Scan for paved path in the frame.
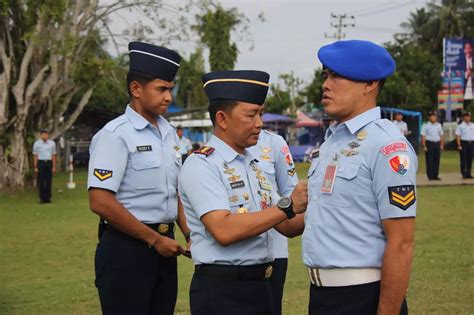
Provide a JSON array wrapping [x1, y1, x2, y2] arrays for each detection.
[[416, 173, 474, 187]]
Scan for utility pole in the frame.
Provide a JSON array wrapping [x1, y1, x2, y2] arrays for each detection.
[[325, 13, 355, 41]]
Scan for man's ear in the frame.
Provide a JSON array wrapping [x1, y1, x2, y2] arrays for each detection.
[[129, 81, 143, 99], [364, 80, 379, 95], [215, 111, 229, 130]]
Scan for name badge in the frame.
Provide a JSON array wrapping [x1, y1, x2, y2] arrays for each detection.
[[136, 145, 152, 152], [321, 164, 337, 194], [230, 180, 245, 189]]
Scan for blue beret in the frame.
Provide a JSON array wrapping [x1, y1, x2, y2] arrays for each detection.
[[203, 70, 270, 105], [318, 40, 395, 81], [128, 42, 181, 82]]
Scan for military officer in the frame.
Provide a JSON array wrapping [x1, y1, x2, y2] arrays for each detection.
[[282, 40, 417, 314], [421, 111, 444, 180], [179, 70, 307, 315], [32, 128, 57, 203], [455, 111, 474, 179], [87, 42, 191, 315], [247, 129, 298, 315]]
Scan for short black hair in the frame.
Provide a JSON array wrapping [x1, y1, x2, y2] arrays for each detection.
[[127, 71, 155, 97], [176, 126, 183, 130], [208, 99, 239, 126]]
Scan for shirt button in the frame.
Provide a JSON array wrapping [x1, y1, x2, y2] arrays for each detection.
[[338, 167, 344, 172]]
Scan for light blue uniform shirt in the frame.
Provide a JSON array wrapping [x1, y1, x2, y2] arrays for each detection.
[[303, 107, 417, 269], [247, 130, 298, 259], [421, 122, 443, 142], [178, 136, 193, 155], [179, 135, 278, 265], [455, 121, 474, 141], [87, 105, 181, 223], [33, 139, 56, 160]]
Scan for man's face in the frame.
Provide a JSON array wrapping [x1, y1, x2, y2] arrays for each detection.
[[225, 102, 264, 148], [395, 114, 403, 121], [463, 114, 471, 123], [429, 114, 437, 123], [40, 132, 49, 141], [321, 69, 367, 122], [177, 129, 184, 137], [136, 78, 174, 116]]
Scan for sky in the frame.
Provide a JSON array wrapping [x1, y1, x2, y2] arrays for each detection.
[[109, 0, 430, 85]]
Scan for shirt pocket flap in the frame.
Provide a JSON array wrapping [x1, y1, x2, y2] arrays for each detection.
[[335, 162, 360, 180], [260, 162, 276, 174], [131, 155, 161, 170]]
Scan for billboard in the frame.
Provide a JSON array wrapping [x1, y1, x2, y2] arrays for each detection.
[[443, 38, 473, 100]]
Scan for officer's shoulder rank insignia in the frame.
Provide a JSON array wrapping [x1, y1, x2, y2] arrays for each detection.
[[94, 169, 113, 181], [388, 185, 415, 210], [194, 146, 215, 157]]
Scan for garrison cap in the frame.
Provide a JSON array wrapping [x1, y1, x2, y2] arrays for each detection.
[[202, 70, 270, 105], [318, 40, 396, 81], [462, 110, 471, 116], [428, 111, 437, 116], [40, 128, 49, 133], [128, 42, 181, 82]]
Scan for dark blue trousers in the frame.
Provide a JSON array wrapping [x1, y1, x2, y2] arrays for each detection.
[[95, 227, 177, 315]]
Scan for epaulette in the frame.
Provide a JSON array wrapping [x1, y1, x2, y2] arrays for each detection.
[[103, 115, 128, 132], [194, 146, 215, 157]]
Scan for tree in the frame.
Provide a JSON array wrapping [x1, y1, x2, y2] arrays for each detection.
[[193, 3, 248, 71], [265, 85, 292, 114], [0, 0, 192, 189], [303, 68, 324, 106], [175, 48, 207, 109]]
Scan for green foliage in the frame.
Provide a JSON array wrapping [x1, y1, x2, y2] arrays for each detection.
[[302, 68, 324, 106], [175, 48, 208, 108], [265, 85, 292, 114], [379, 40, 442, 114], [194, 4, 244, 71]]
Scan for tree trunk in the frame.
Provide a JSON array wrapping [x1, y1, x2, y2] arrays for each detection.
[[0, 127, 28, 189]]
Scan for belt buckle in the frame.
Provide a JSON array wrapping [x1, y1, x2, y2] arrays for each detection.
[[158, 224, 169, 234], [264, 266, 273, 279]]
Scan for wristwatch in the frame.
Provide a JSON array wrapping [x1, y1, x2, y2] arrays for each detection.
[[277, 197, 295, 219]]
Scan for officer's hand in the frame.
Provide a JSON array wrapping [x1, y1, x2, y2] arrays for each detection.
[[291, 181, 308, 214], [457, 145, 462, 151], [153, 235, 186, 257], [423, 146, 428, 152], [52, 166, 56, 174], [440, 144, 444, 151], [34, 167, 38, 174]]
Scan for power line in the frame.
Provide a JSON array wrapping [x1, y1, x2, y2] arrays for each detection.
[[325, 13, 356, 41], [356, 1, 420, 18]]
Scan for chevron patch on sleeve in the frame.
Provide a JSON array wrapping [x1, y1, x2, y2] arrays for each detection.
[[94, 169, 113, 181], [388, 185, 416, 210]]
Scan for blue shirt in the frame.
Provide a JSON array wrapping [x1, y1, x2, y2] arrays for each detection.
[[33, 139, 56, 160], [455, 121, 474, 141], [87, 105, 182, 223], [179, 135, 278, 265], [303, 107, 417, 269], [421, 122, 443, 142], [247, 130, 298, 258]]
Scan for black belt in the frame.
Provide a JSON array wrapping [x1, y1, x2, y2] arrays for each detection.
[[426, 140, 440, 143], [105, 222, 174, 235], [38, 159, 52, 162], [195, 263, 273, 281], [461, 140, 473, 144]]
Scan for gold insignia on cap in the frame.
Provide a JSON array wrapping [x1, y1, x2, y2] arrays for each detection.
[[203, 78, 270, 88]]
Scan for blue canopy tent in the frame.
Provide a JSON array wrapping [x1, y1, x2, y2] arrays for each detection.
[[380, 107, 422, 153], [262, 113, 294, 140]]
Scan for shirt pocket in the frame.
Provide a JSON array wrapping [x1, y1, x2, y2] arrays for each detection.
[[130, 154, 161, 190]]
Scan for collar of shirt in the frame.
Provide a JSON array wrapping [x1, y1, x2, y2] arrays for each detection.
[[208, 135, 249, 163], [125, 105, 172, 137], [331, 106, 381, 135]]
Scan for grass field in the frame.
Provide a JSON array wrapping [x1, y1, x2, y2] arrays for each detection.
[[1, 157, 473, 314]]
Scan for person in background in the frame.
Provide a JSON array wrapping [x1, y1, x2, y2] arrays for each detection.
[[393, 112, 410, 136], [455, 111, 474, 179], [421, 111, 444, 180], [33, 128, 57, 204], [177, 126, 193, 163]]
